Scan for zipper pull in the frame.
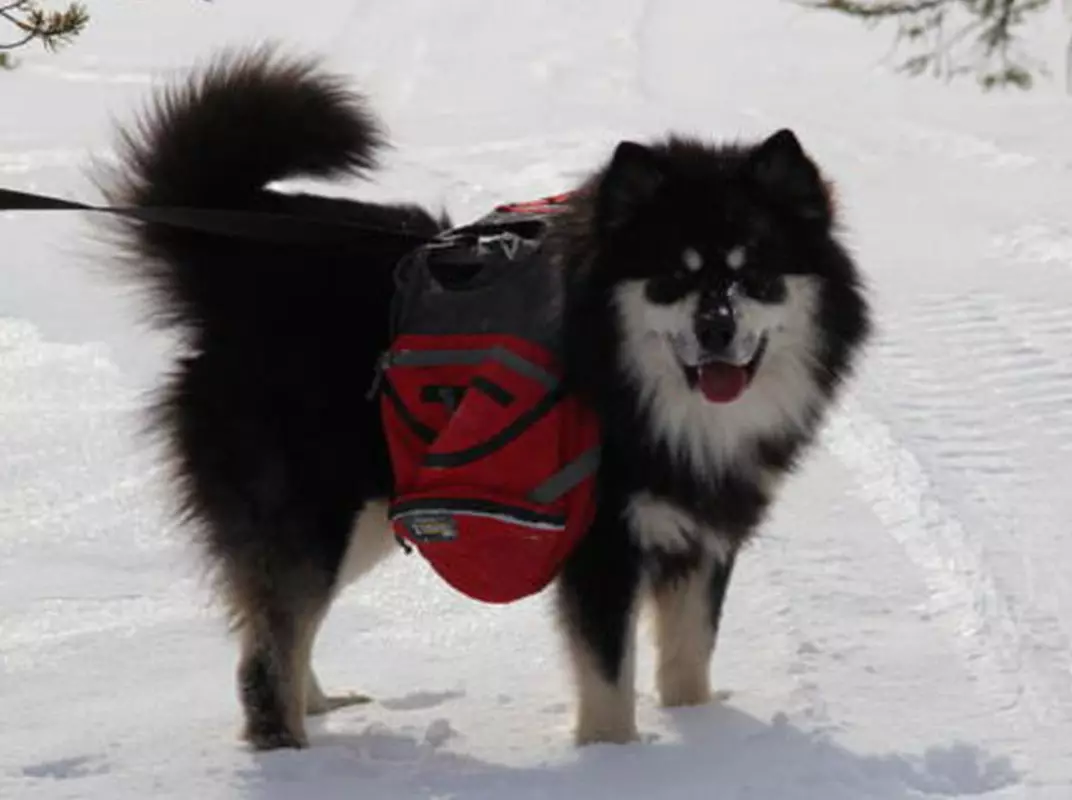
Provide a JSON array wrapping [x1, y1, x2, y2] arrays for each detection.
[[366, 351, 392, 400]]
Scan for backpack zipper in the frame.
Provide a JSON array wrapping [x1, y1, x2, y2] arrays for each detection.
[[366, 350, 396, 400]]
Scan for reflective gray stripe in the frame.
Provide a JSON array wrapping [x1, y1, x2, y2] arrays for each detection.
[[527, 446, 601, 505], [390, 347, 558, 390], [395, 508, 564, 532], [391, 497, 568, 528]]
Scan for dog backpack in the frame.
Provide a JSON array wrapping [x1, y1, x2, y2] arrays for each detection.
[[372, 193, 601, 604]]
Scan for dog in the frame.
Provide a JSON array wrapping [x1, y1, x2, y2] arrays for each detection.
[[98, 47, 871, 750]]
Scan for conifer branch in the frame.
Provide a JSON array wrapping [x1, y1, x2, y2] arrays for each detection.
[[1, 1, 89, 53], [800, 0, 1052, 90]]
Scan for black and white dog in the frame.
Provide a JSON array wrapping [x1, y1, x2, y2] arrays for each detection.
[[100, 48, 870, 750]]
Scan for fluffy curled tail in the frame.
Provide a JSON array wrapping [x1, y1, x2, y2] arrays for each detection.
[[97, 46, 421, 332], [107, 46, 385, 208]]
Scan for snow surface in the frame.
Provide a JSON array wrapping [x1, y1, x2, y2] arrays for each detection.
[[4, 1, 1072, 797]]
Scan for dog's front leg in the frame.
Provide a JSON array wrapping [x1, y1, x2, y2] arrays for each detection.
[[651, 550, 736, 707], [556, 516, 642, 745]]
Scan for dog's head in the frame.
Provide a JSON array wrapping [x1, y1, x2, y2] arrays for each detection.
[[575, 129, 864, 415]]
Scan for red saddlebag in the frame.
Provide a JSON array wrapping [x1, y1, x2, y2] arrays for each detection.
[[374, 196, 600, 603]]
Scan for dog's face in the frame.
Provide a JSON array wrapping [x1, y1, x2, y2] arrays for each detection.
[[561, 128, 870, 472], [592, 130, 835, 409]]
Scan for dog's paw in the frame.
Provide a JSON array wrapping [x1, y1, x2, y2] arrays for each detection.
[[574, 723, 640, 747], [659, 681, 711, 708], [660, 686, 732, 710], [242, 722, 309, 751], [306, 691, 373, 717]]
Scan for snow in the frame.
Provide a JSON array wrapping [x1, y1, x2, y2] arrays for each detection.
[[3, 0, 1072, 797]]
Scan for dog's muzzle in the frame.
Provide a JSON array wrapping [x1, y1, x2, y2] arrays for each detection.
[[668, 300, 769, 403]]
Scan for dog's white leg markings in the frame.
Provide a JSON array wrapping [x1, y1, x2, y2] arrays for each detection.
[[626, 492, 736, 563], [569, 613, 639, 745], [293, 604, 325, 718], [652, 556, 718, 707], [302, 609, 371, 717], [336, 500, 396, 588], [299, 500, 393, 716], [305, 666, 330, 714], [305, 672, 372, 715], [626, 492, 697, 553]]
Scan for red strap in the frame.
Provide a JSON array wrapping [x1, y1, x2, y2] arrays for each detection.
[[494, 192, 574, 214]]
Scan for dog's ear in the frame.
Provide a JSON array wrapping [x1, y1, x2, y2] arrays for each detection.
[[748, 129, 832, 225], [597, 141, 664, 231]]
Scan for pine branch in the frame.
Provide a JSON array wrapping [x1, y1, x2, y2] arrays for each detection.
[[800, 0, 1054, 91], [1, 1, 89, 53], [800, 0, 952, 19]]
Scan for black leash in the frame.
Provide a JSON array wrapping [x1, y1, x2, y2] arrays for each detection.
[[0, 187, 437, 246]]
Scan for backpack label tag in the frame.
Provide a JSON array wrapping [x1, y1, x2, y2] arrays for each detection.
[[403, 514, 459, 543]]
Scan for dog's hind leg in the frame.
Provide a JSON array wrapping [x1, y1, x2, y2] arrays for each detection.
[[166, 346, 398, 749], [300, 610, 372, 716], [305, 669, 371, 715], [232, 502, 397, 745], [556, 517, 643, 746], [214, 498, 373, 749], [651, 550, 736, 708], [304, 500, 396, 716], [231, 559, 334, 750]]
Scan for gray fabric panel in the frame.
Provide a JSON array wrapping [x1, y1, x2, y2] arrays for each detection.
[[393, 227, 565, 353]]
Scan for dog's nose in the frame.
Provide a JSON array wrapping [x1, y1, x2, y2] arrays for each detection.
[[696, 303, 736, 352]]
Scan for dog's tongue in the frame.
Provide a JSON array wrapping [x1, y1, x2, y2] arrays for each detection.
[[698, 363, 748, 403]]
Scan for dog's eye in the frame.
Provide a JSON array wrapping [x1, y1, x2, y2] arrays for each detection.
[[739, 270, 786, 304], [645, 273, 690, 304], [680, 247, 704, 273]]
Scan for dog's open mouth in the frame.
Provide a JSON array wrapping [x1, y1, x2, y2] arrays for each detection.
[[682, 336, 768, 404]]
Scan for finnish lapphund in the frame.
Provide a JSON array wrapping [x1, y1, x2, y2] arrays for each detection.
[[99, 47, 870, 750]]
